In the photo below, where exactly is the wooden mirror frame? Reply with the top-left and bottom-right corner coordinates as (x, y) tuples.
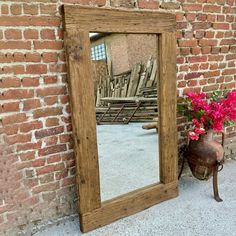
(63, 6), (178, 233)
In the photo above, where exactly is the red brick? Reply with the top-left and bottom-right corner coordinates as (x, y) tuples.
(43, 76), (57, 84)
(178, 39), (198, 47)
(176, 13), (184, 21)
(180, 48), (190, 56)
(5, 134), (31, 145)
(202, 47), (211, 54)
(43, 136), (58, 146)
(177, 22), (188, 30)
(40, 4), (58, 15)
(13, 52), (25, 62)
(195, 31), (205, 39)
(213, 23), (229, 29)
(186, 13), (196, 21)
(191, 47), (201, 55)
(47, 154), (61, 164)
(204, 70), (220, 78)
(41, 29), (55, 39)
(39, 173), (54, 184)
(44, 96), (58, 105)
(42, 52), (58, 63)
(23, 99), (41, 111)
(19, 151), (35, 161)
(204, 31), (214, 38)
(183, 4), (202, 11)
(23, 4), (39, 15)
(220, 82), (235, 90)
(49, 63), (66, 73)
(17, 141), (41, 152)
(1, 89), (34, 100)
(160, 2), (180, 9)
(221, 47), (229, 53)
(33, 41), (63, 50)
(138, 0), (159, 9)
(60, 134), (72, 143)
(192, 22), (211, 30)
(177, 81), (187, 88)
(45, 118), (59, 127)
(188, 56), (207, 63)
(1, 102), (19, 113)
(208, 55), (224, 61)
(25, 53), (41, 62)
(35, 126), (64, 139)
(187, 80), (198, 87)
(10, 4), (22, 15)
(26, 64), (47, 74)
(33, 107), (63, 119)
(39, 144), (67, 156)
(0, 77), (21, 88)
(24, 29), (39, 39)
(203, 84), (219, 92)
(1, 124), (18, 135)
(5, 29), (22, 39)
(0, 16), (60, 27)
(199, 39), (217, 46)
(1, 65), (25, 75)
(61, 176), (75, 187)
(197, 13), (207, 21)
(211, 47), (220, 54)
(226, 54), (236, 61)
(32, 182), (59, 194)
(0, 41), (31, 50)
(36, 163), (65, 176)
(2, 113), (27, 126)
(222, 68), (236, 76)
(1, 4), (9, 14)
(220, 39), (236, 45)
(203, 5), (221, 13)
(185, 72), (202, 80)
(37, 86), (66, 97)
(217, 15), (225, 22)
(32, 158), (46, 167)
(19, 121), (43, 133)
(22, 77), (39, 87)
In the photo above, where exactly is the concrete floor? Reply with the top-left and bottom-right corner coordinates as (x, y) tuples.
(34, 160), (236, 236)
(97, 123), (159, 201)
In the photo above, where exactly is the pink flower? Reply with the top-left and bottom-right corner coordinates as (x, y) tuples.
(188, 131), (199, 140)
(194, 127), (206, 135)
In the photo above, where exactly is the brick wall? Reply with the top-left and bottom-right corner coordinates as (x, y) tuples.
(0, 0), (235, 235)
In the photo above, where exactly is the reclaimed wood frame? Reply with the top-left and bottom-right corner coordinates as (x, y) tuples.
(63, 5), (178, 233)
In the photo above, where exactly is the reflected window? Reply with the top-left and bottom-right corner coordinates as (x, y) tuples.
(91, 43), (106, 60)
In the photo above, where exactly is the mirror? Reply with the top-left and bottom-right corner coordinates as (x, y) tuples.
(90, 33), (160, 201)
(63, 5), (177, 233)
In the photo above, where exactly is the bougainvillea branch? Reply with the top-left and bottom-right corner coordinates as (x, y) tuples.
(184, 90), (236, 140)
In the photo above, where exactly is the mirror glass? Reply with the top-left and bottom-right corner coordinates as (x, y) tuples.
(90, 33), (160, 201)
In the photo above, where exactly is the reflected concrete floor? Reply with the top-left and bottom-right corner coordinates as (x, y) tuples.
(96, 122), (160, 201)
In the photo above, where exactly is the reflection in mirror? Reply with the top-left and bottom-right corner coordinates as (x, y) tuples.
(90, 33), (160, 201)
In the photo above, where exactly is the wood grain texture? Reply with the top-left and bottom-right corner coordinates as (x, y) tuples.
(63, 6), (178, 233)
(64, 30), (101, 213)
(80, 181), (178, 232)
(159, 32), (178, 184)
(63, 6), (176, 33)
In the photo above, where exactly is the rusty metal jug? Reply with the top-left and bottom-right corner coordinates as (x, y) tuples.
(179, 130), (225, 202)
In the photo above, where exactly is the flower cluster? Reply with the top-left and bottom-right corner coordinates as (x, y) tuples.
(184, 90), (236, 140)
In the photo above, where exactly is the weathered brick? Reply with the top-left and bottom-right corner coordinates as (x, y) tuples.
(23, 99), (41, 111)
(19, 121), (43, 133)
(2, 113), (27, 126)
(5, 29), (22, 40)
(23, 4), (39, 15)
(26, 64), (47, 74)
(33, 107), (63, 119)
(35, 126), (64, 139)
(22, 77), (39, 87)
(37, 86), (66, 97)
